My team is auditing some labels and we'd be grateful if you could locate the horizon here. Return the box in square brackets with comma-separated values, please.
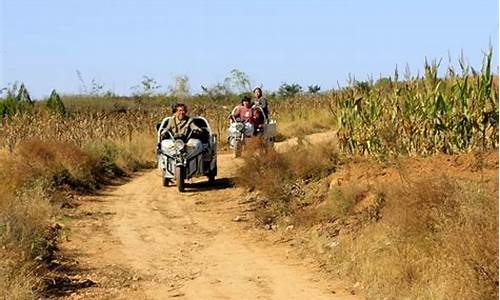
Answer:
[2, 0, 499, 98]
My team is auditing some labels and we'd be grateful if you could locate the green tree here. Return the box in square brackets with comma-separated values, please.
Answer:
[16, 83, 34, 104]
[46, 89, 66, 115]
[307, 85, 321, 94]
[278, 82, 302, 98]
[0, 82, 34, 116]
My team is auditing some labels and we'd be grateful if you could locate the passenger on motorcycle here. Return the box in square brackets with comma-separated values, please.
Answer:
[253, 87, 269, 120]
[231, 96, 265, 135]
[231, 96, 254, 123]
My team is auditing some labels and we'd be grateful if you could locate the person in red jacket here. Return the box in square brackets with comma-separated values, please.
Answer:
[231, 96, 266, 135]
[231, 96, 255, 123]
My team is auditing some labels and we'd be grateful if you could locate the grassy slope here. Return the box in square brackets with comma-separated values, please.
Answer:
[0, 135, 155, 298]
[238, 143, 498, 299]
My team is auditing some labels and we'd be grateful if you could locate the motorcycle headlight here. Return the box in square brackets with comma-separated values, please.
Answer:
[174, 140, 185, 151]
[235, 123, 244, 131]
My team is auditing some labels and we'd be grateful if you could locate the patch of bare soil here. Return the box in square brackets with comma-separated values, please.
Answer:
[330, 151, 498, 192]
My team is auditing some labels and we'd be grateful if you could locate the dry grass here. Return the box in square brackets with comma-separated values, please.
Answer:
[238, 140, 340, 224]
[0, 257, 40, 299]
[239, 140, 498, 299]
[2, 139, 97, 191]
[0, 110, 161, 151]
[0, 96, 336, 151]
[275, 108, 335, 141]
[0, 134, 156, 298]
[325, 173, 498, 299]
[0, 184, 54, 299]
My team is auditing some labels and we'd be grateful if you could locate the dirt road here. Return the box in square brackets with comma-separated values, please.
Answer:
[58, 133, 359, 299]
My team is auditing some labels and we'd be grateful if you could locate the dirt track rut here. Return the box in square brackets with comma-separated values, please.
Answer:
[60, 132, 359, 299]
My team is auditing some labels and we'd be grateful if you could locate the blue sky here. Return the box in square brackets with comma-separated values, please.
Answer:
[2, 0, 498, 98]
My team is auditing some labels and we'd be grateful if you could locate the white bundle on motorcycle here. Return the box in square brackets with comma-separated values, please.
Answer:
[161, 139, 203, 157]
[229, 122, 254, 149]
[159, 139, 204, 178]
[229, 122, 254, 137]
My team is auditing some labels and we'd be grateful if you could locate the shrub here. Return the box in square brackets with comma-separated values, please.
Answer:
[238, 140, 340, 224]
[46, 90, 66, 115]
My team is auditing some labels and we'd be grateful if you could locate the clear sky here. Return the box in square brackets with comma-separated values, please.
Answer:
[2, 0, 498, 98]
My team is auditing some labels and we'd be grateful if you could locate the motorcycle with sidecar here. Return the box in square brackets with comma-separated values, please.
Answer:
[156, 116, 217, 192]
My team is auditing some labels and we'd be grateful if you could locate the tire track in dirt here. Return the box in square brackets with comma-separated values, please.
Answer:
[58, 131, 359, 300]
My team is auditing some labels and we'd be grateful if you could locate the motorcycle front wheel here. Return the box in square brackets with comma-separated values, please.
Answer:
[234, 140, 242, 158]
[175, 166, 186, 192]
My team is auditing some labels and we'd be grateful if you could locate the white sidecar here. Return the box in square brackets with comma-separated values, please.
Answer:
[228, 106, 277, 157]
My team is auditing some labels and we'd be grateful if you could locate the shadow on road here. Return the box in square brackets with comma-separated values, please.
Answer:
[186, 177, 235, 192]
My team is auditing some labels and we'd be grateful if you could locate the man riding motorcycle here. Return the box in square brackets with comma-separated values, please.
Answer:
[161, 103, 203, 150]
[158, 103, 216, 191]
[163, 104, 202, 137]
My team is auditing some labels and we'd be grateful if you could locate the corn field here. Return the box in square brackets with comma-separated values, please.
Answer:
[0, 94, 334, 152]
[0, 108, 230, 152]
[1, 111, 154, 151]
[330, 51, 499, 156]
[1, 51, 497, 156]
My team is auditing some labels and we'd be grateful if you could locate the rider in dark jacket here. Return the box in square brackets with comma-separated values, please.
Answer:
[253, 87, 269, 119]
